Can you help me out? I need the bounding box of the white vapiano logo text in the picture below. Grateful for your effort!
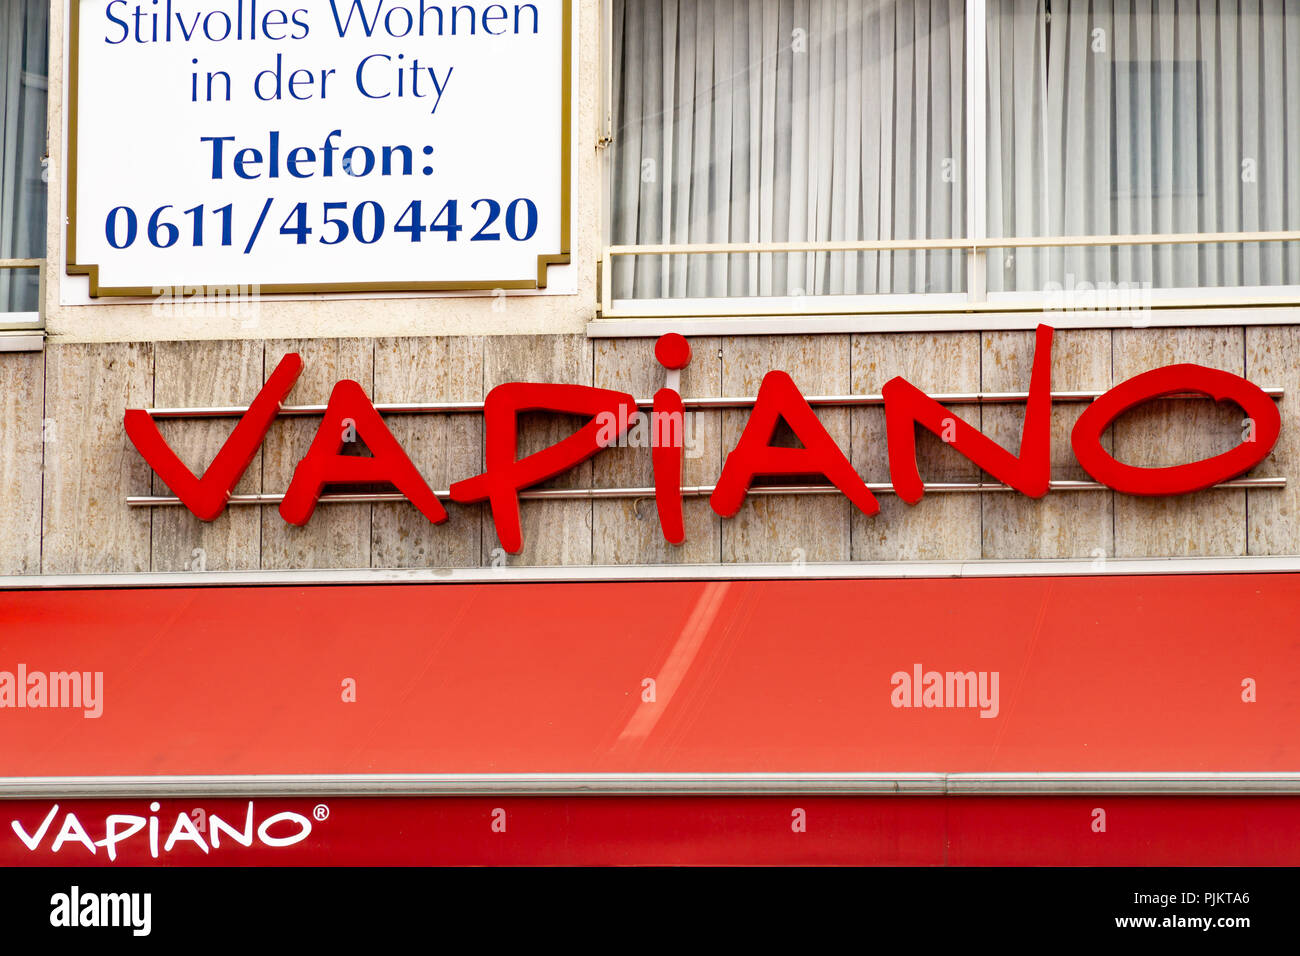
[0,665,103,718]
[50,886,151,937]
[890,664,1000,718]
[11,802,313,861]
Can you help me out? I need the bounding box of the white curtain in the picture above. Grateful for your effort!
[611,0,966,299]
[989,0,1300,292]
[0,0,47,312]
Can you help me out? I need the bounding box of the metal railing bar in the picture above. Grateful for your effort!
[608,230,1300,256]
[126,476,1286,508]
[136,387,1285,419]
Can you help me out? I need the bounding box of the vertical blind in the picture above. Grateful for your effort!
[611,0,1300,301]
[611,0,967,299]
[0,0,47,313]
[990,0,1300,293]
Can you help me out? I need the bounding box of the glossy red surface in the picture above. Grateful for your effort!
[1,573,1295,777]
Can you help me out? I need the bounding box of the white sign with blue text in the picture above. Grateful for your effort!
[68,0,570,297]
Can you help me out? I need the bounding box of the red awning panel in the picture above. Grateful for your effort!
[0,573,1297,776]
[5,794,1300,866]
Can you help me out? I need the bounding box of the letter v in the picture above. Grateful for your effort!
[11,803,59,851]
[125,354,304,521]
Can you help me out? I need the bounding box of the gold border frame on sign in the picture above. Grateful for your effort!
[66,0,573,296]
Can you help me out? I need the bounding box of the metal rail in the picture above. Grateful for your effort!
[599,230,1300,316]
[7,555,1300,592]
[127,477,1286,509]
[606,229,1300,257]
[4,771,1300,798]
[135,386,1286,419]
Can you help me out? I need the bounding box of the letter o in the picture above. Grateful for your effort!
[257,811,312,848]
[1071,364,1280,495]
[203,10,233,41]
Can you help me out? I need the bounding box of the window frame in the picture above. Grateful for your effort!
[594,0,1300,334]
[0,0,50,349]
[0,258,42,349]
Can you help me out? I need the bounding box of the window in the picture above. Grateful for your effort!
[609,0,967,306]
[0,0,48,322]
[987,0,1300,300]
[603,0,1300,321]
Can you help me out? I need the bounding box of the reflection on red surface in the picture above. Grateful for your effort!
[1,573,1297,776]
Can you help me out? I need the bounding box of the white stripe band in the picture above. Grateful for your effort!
[1,772,1298,798]
[3,555,1300,590]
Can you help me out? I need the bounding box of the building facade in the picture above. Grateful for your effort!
[2,0,1299,867]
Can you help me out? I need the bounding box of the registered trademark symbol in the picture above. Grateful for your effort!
[313,804,330,821]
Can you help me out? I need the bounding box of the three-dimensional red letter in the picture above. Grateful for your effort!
[883,324,1054,503]
[280,379,447,526]
[711,370,877,518]
[450,383,638,553]
[1071,364,1280,495]
[125,353,304,521]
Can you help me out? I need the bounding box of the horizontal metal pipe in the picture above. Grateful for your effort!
[7,556,1300,593]
[3,771,1300,798]
[126,476,1287,508]
[140,386,1285,419]
[608,229,1300,256]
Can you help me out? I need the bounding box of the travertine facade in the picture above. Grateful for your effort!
[2,326,1294,575]
[2,0,1295,576]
